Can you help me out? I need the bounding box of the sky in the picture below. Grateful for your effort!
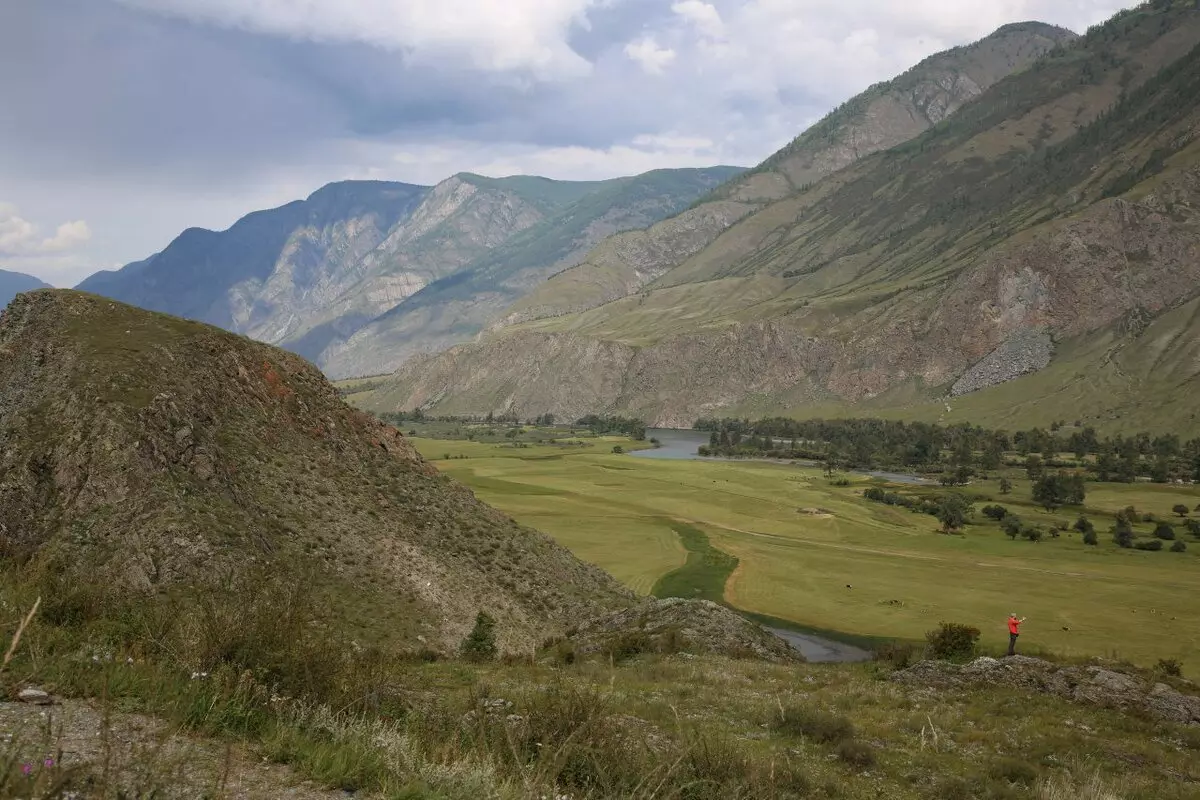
[0,0,1137,286]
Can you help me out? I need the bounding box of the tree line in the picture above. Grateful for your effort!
[693,416,1200,484]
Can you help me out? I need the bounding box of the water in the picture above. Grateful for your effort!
[768,628,873,663]
[633,429,932,484]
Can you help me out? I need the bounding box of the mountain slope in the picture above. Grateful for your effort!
[0,290,632,653]
[362,3,1200,436]
[320,166,743,378]
[494,21,1077,330]
[0,268,51,306]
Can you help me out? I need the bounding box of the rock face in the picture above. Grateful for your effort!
[566,598,804,664]
[0,290,633,653]
[360,7,1200,435]
[893,656,1200,725]
[76,169,741,379]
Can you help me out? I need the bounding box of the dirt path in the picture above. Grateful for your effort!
[1,699,358,799]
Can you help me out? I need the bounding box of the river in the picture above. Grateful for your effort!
[633,429,933,485]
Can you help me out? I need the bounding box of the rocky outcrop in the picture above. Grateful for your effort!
[893,656,1200,725]
[566,598,804,664]
[950,328,1054,396]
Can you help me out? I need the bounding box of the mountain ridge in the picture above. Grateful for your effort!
[358,2,1200,436]
[0,268,52,306]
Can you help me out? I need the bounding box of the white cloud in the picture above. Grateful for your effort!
[114,0,597,78]
[672,1,725,38]
[0,203,92,257]
[624,36,677,75]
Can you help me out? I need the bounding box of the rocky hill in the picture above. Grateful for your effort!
[76,168,740,379]
[0,269,51,306]
[361,3,1200,436]
[0,290,633,654]
[493,21,1076,330]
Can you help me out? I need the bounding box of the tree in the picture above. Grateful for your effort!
[1154,521,1177,541]
[1002,515,1022,540]
[1073,516,1095,535]
[460,612,498,662]
[1171,540,1187,553]
[1032,471,1086,511]
[611,445,625,454]
[1025,455,1044,481]
[1113,517,1134,549]
[1187,519,1200,538]
[1173,504,1190,518]
[981,504,1009,521]
[935,494,972,534]
[1083,529,1099,546]
[999,477,1013,495]
[1022,526,1045,543]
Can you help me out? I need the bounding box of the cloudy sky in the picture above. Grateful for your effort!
[1,0,1135,286]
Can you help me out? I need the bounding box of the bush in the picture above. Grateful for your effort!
[1155,658,1183,677]
[1002,516,1022,539]
[1154,521,1177,540]
[611,445,624,454]
[989,757,1038,786]
[1171,540,1187,553]
[834,739,876,769]
[1083,530,1098,546]
[460,612,498,662]
[1134,539,1163,552]
[981,504,1009,521]
[1073,516,1095,534]
[771,705,855,744]
[925,622,980,661]
[873,642,918,670]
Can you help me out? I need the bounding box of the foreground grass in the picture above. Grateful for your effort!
[416,441,1200,668]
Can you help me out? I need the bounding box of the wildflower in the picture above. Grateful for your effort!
[21,762,32,775]
[44,757,55,768]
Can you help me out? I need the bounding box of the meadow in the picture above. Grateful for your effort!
[407,433,1200,668]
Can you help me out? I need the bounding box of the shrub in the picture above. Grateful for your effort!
[981,504,1009,521]
[771,704,855,744]
[611,445,624,454]
[1134,539,1163,552]
[1154,521,1176,540]
[1002,516,1022,539]
[1171,540,1187,553]
[925,622,980,661]
[989,757,1038,786]
[873,642,918,670]
[1174,503,1191,518]
[1155,658,1183,677]
[1083,530,1098,546]
[1187,519,1200,537]
[460,612,498,662]
[1022,526,1045,543]
[834,739,876,769]
[1073,516,1095,534]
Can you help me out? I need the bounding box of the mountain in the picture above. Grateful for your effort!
[320,166,743,378]
[358,3,1200,437]
[492,21,1077,331]
[0,268,51,306]
[0,289,631,653]
[76,168,742,379]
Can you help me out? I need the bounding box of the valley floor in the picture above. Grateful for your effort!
[407,436,1200,669]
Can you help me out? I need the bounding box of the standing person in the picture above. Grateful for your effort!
[1007,612,1026,656]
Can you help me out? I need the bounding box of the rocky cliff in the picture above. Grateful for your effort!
[358,5,1200,436]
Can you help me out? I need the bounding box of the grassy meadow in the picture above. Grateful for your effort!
[407,433,1200,668]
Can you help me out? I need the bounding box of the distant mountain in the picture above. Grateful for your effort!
[360,4,1200,436]
[77,167,742,378]
[493,21,1077,330]
[0,290,632,653]
[0,269,51,306]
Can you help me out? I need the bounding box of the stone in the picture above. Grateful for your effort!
[18,687,52,705]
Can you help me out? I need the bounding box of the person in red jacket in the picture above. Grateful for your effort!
[1007,612,1026,656]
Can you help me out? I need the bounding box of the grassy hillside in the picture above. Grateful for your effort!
[0,290,631,657]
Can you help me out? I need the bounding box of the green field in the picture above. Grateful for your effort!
[408,435,1200,667]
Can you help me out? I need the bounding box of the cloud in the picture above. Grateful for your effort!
[624,36,677,74]
[672,1,725,38]
[0,204,91,257]
[114,0,597,78]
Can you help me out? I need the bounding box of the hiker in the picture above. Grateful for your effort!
[1007,612,1026,656]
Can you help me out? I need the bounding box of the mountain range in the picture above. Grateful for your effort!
[77,168,742,379]
[0,268,51,307]
[353,3,1200,436]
